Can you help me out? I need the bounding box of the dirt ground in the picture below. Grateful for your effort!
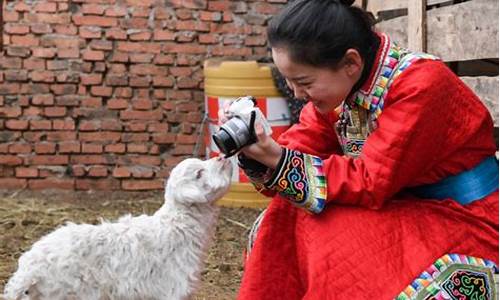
[0,189,263,300]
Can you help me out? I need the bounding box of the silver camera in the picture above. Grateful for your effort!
[212,96,258,157]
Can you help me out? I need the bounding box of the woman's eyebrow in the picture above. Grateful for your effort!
[289,75,310,81]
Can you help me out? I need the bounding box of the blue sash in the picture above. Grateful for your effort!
[410,156,499,205]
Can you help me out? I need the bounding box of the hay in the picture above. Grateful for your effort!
[0,190,262,299]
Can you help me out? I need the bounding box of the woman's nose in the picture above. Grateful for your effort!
[292,85,307,99]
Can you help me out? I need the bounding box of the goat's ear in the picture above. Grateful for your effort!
[173,184,207,204]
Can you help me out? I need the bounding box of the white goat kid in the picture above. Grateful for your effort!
[3,157,232,300]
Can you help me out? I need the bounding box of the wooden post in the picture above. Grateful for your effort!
[408,0,427,51]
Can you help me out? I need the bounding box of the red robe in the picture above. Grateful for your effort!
[237,35,498,299]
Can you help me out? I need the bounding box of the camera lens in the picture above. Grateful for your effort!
[212,128,237,156]
[212,117,251,156]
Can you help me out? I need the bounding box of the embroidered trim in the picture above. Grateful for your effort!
[336,35,440,158]
[395,254,499,300]
[266,148,326,214]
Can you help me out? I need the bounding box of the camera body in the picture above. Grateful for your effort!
[212,96,272,157]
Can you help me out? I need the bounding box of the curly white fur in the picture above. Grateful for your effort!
[3,157,233,300]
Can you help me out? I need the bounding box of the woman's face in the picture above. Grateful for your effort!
[272,47,361,114]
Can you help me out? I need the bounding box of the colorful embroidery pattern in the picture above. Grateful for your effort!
[396,254,499,300]
[266,149,326,214]
[336,35,440,158]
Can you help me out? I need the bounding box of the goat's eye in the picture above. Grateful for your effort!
[196,169,204,179]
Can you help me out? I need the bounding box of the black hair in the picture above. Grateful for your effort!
[267,0,379,76]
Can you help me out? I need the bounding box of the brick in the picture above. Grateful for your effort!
[130,166,154,178]
[59,141,80,153]
[110,51,129,62]
[176,9,193,20]
[172,144,195,155]
[5,120,28,130]
[129,53,153,63]
[3,11,20,22]
[154,8,172,19]
[126,122,147,132]
[90,86,113,96]
[34,142,56,154]
[131,99,153,110]
[153,54,174,65]
[5,23,30,35]
[0,178,27,189]
[31,23,54,34]
[34,2,57,12]
[162,43,206,54]
[30,155,69,165]
[90,40,113,51]
[117,42,161,53]
[16,167,38,178]
[82,50,105,61]
[29,178,74,190]
[71,165,86,177]
[0,105,22,117]
[101,119,122,131]
[175,20,210,32]
[57,48,80,59]
[128,30,152,41]
[169,0,207,9]
[54,24,78,35]
[199,34,218,44]
[208,1,230,11]
[107,98,129,110]
[29,120,51,131]
[70,155,114,165]
[5,70,28,81]
[121,133,149,142]
[47,60,69,71]
[153,30,175,41]
[47,131,76,142]
[31,48,56,58]
[127,143,148,153]
[50,84,77,95]
[199,11,222,22]
[79,132,121,142]
[130,64,166,76]
[82,4,106,15]
[82,143,103,153]
[0,155,23,166]
[11,35,39,47]
[80,26,102,39]
[105,6,127,17]
[122,179,163,190]
[152,76,174,87]
[147,122,169,132]
[129,76,150,87]
[22,107,42,118]
[120,17,148,29]
[87,165,107,177]
[73,15,118,27]
[81,97,102,107]
[115,87,133,98]
[23,58,45,71]
[52,120,75,130]
[14,2,30,11]
[105,74,128,86]
[79,120,100,131]
[153,89,166,100]
[120,109,162,120]
[26,13,71,24]
[76,178,120,190]
[105,143,126,153]
[0,57,22,69]
[153,133,175,144]
[106,28,127,40]
[9,142,31,153]
[113,166,131,178]
[30,71,55,83]
[44,106,67,117]
[80,73,103,85]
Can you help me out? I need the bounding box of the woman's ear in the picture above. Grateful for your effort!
[341,48,364,79]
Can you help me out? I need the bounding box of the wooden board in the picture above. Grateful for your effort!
[367,0,453,17]
[375,0,499,61]
[460,76,499,126]
[407,0,427,51]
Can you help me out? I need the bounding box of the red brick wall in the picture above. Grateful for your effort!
[0,0,287,191]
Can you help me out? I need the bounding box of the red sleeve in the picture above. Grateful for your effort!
[280,60,495,209]
[277,102,343,158]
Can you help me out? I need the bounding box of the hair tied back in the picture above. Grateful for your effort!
[339,0,355,6]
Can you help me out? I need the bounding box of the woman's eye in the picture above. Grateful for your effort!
[196,169,204,179]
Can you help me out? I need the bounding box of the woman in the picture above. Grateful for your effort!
[230,0,499,299]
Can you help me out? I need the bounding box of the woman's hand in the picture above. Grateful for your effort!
[241,122,282,170]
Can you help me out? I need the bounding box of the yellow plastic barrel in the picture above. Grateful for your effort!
[204,60,292,208]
